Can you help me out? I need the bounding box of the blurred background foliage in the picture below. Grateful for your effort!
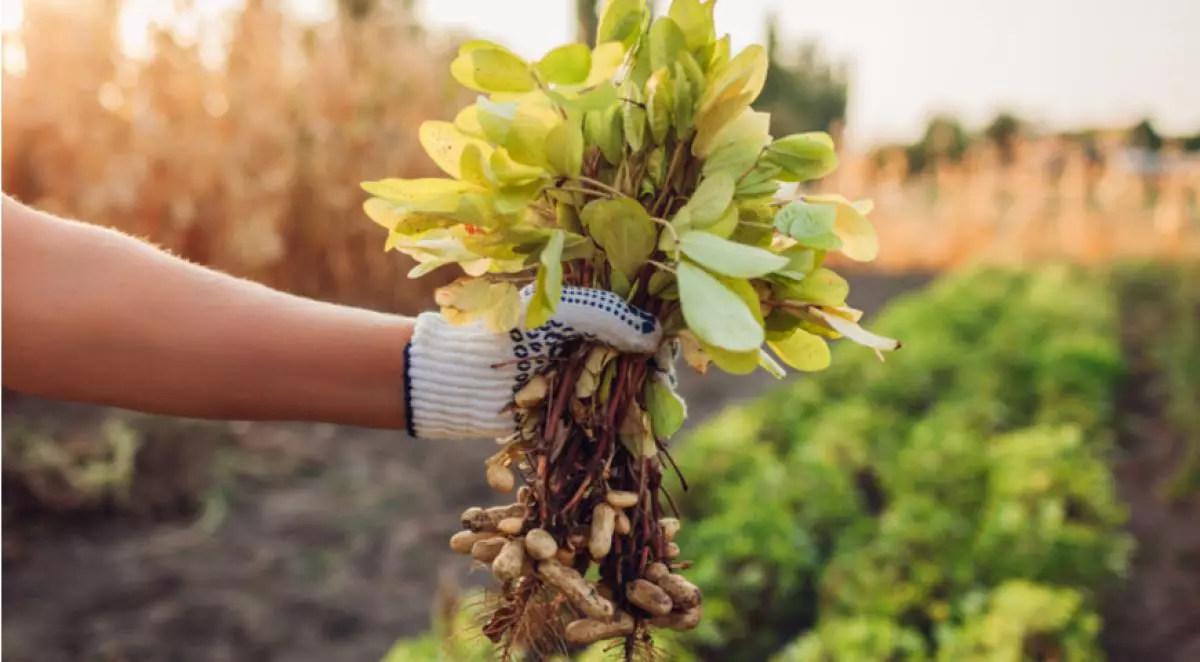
[2,0,1199,661]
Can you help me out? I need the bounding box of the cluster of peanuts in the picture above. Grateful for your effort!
[449,486,703,645]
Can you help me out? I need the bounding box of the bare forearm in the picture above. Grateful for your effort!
[1,195,413,429]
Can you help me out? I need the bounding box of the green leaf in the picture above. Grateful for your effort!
[677,260,764,352]
[668,0,716,50]
[806,194,880,262]
[774,200,842,251]
[648,269,674,296]
[810,307,901,354]
[768,328,831,371]
[765,132,839,182]
[684,172,735,224]
[693,90,756,157]
[555,81,619,113]
[581,198,656,281]
[774,246,823,281]
[450,48,537,94]
[524,232,565,329]
[489,148,544,185]
[545,118,584,177]
[646,70,674,145]
[649,16,687,71]
[504,104,560,166]
[536,43,591,85]
[541,229,565,302]
[646,379,686,438]
[708,345,759,374]
[459,143,490,186]
[672,63,696,132]
[678,231,787,278]
[622,83,647,151]
[782,267,849,307]
[586,105,625,166]
[703,203,740,239]
[525,274,554,328]
[597,0,646,47]
[360,178,479,213]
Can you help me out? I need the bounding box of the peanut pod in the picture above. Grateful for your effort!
[497,517,525,535]
[650,604,702,631]
[659,517,681,541]
[492,539,526,582]
[462,504,525,532]
[486,464,515,493]
[605,490,639,509]
[615,510,632,535]
[524,528,558,561]
[626,579,673,617]
[471,538,507,563]
[536,559,615,621]
[589,503,616,560]
[450,530,497,554]
[565,611,635,645]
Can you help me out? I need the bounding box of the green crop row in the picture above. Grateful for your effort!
[669,264,1133,661]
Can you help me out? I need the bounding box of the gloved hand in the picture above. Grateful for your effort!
[404,286,681,439]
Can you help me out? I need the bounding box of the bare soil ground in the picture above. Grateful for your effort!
[6,270,1194,662]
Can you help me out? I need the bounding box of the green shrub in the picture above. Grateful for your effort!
[668,265,1132,661]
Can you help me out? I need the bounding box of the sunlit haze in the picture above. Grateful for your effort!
[3,0,1198,148]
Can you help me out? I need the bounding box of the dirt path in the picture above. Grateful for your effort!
[1,273,929,662]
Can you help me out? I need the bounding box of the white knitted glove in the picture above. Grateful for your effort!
[404,286,680,440]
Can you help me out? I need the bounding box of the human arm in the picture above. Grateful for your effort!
[1,194,675,435]
[2,193,415,429]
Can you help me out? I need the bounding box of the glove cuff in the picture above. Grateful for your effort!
[405,312,519,439]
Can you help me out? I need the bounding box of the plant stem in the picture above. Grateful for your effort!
[577,175,626,198]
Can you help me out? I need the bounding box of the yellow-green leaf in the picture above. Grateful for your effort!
[701,108,770,176]
[649,16,686,71]
[766,132,839,182]
[460,143,490,186]
[692,90,756,156]
[360,178,479,212]
[536,43,591,85]
[677,260,764,352]
[703,203,740,239]
[774,200,842,251]
[622,83,647,151]
[784,267,849,307]
[645,379,686,438]
[504,104,560,166]
[597,0,646,47]
[668,0,715,50]
[525,231,566,328]
[450,47,537,94]
[586,105,625,166]
[683,171,735,224]
[646,69,674,145]
[768,328,831,371]
[489,148,545,184]
[418,121,487,180]
[545,118,584,177]
[584,41,627,87]
[702,44,768,111]
[678,231,787,278]
[811,307,901,355]
[806,194,880,262]
[581,198,656,281]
